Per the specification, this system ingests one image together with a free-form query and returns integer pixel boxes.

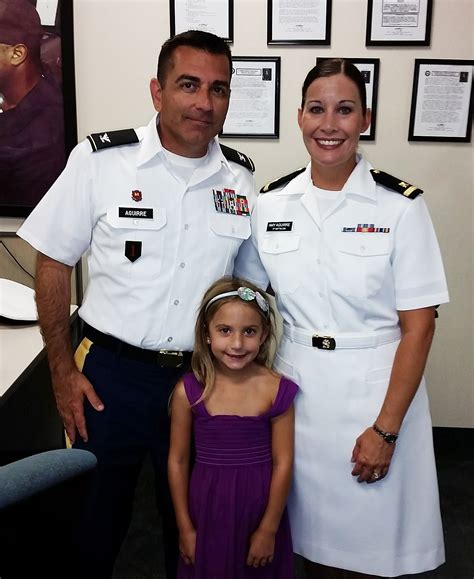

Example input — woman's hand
[246,528,276,567]
[178,528,196,565]
[351,427,395,483]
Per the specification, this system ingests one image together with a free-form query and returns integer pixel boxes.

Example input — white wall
[2,0,472,426]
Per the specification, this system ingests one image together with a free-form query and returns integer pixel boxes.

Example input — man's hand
[52,368,103,444]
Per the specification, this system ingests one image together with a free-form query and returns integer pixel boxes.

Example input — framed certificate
[316,57,380,141]
[170,0,234,42]
[221,57,281,139]
[267,0,331,45]
[366,0,432,46]
[408,59,474,142]
[0,0,77,218]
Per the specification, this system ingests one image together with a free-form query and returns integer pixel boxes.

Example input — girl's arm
[247,403,295,568]
[168,380,196,565]
[351,307,436,482]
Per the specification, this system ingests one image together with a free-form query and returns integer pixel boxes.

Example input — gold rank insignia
[370,169,423,199]
[260,167,306,193]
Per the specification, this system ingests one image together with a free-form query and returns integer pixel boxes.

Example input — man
[0,0,65,209]
[18,30,261,579]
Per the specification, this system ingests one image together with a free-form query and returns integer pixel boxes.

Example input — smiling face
[207,300,268,373]
[150,45,231,158]
[298,73,371,188]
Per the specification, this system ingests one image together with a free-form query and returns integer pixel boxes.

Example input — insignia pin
[131,189,142,202]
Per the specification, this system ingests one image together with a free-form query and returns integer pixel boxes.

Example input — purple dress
[178,373,298,579]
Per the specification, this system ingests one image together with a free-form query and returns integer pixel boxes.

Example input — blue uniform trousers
[73,339,188,579]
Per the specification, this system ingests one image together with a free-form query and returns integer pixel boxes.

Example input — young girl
[168,277,298,579]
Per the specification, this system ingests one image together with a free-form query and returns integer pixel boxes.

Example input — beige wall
[1,0,472,426]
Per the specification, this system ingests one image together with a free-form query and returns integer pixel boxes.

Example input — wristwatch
[373,423,398,444]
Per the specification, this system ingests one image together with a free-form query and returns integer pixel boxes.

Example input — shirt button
[180,262,185,268]
[184,224,190,230]
[316,258,321,265]
[173,300,179,306]
[318,292,324,298]
[167,337,173,343]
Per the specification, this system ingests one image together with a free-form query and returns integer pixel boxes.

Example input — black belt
[83,323,192,368]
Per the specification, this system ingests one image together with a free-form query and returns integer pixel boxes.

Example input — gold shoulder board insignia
[220,144,255,173]
[260,167,306,193]
[370,169,423,199]
[87,129,139,152]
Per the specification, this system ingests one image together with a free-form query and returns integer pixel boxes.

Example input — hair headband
[205,286,269,315]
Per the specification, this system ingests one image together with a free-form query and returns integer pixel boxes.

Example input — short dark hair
[301,58,367,113]
[157,30,232,86]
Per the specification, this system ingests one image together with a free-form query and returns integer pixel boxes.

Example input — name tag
[119,207,154,219]
[266,221,293,232]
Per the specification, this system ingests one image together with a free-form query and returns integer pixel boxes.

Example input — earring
[206,337,211,344]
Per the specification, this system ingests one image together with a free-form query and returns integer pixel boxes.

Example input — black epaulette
[260,167,305,193]
[87,129,139,152]
[370,169,423,199]
[220,144,255,173]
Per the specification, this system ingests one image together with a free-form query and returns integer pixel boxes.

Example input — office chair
[0,448,97,578]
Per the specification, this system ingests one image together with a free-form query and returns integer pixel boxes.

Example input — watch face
[385,434,398,444]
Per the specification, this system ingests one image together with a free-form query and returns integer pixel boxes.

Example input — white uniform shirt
[236,156,449,334]
[18,115,262,350]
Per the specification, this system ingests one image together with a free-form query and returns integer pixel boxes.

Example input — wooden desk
[0,307,78,464]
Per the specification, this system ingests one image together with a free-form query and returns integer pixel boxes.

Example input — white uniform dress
[236,156,449,577]
[18,114,262,350]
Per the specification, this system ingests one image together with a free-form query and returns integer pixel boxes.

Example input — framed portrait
[408,59,474,142]
[316,57,380,141]
[170,0,234,42]
[366,0,433,46]
[0,0,77,218]
[220,57,281,139]
[267,0,331,45]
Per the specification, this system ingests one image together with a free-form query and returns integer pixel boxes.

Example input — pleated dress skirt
[273,336,445,577]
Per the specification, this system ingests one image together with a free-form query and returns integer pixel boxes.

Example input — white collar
[136,113,232,176]
[276,155,377,202]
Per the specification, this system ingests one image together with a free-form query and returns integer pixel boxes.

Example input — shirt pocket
[209,213,251,240]
[335,235,390,298]
[104,206,167,279]
[204,213,251,279]
[261,234,301,294]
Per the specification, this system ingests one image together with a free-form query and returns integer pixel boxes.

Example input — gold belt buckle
[158,350,184,368]
[312,335,336,350]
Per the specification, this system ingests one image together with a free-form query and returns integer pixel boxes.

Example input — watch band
[373,423,398,444]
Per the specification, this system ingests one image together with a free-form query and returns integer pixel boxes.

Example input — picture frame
[0,0,77,218]
[170,0,234,42]
[267,0,331,45]
[408,59,474,142]
[316,57,380,141]
[366,0,433,46]
[220,57,281,139]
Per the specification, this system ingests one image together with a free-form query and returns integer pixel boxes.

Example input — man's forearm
[35,252,75,378]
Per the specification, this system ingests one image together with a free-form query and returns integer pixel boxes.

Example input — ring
[371,471,381,480]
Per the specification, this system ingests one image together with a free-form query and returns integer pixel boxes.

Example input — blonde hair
[191,276,276,402]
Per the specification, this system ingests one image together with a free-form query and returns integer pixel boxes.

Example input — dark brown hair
[157,29,232,86]
[301,58,367,113]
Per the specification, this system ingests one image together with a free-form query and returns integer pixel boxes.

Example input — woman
[236,59,449,577]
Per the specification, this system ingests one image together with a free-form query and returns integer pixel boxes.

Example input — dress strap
[182,373,205,409]
[269,377,299,417]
